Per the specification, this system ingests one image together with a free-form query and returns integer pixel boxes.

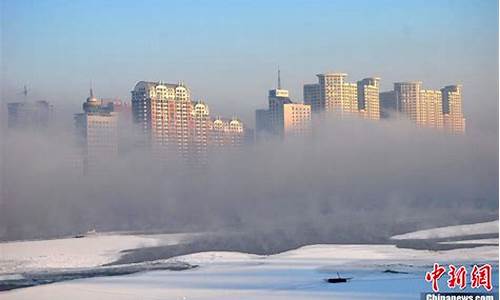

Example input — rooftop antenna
[89,81,94,98]
[277,66,282,89]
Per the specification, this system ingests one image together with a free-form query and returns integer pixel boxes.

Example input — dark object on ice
[325,272,352,283]
[383,269,408,274]
[73,234,85,238]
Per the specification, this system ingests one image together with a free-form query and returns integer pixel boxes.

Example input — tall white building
[256,70,311,140]
[283,103,311,137]
[357,77,380,120]
[441,85,466,133]
[394,81,422,125]
[75,89,118,174]
[316,73,359,116]
[419,89,444,129]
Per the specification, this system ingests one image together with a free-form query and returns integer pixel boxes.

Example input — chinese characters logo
[425,263,493,292]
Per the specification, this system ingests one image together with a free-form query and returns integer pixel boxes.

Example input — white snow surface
[0,233,192,274]
[0,222,498,299]
[1,243,497,300]
[391,220,498,240]
[439,238,499,245]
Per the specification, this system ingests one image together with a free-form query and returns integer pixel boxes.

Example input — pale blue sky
[1,0,498,131]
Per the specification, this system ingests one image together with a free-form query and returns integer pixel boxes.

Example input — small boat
[325,272,352,284]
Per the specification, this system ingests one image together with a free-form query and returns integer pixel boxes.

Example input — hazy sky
[2,0,498,131]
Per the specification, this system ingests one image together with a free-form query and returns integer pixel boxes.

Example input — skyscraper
[283,103,311,137]
[316,73,358,116]
[379,90,398,118]
[419,89,444,129]
[7,100,53,129]
[268,70,293,137]
[74,89,118,174]
[192,101,210,163]
[391,82,465,133]
[357,77,380,120]
[303,83,321,113]
[394,81,422,125]
[255,109,272,140]
[131,81,211,163]
[441,85,466,133]
[256,70,311,140]
[209,117,245,151]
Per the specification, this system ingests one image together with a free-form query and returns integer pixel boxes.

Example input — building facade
[441,85,466,133]
[256,72,311,140]
[419,89,444,129]
[268,88,292,136]
[357,77,380,120]
[303,83,321,113]
[209,117,245,151]
[379,90,398,118]
[7,100,53,129]
[283,103,311,137]
[316,73,359,116]
[74,89,118,174]
[394,81,422,125]
[131,81,206,163]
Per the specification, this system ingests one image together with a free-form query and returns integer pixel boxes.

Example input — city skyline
[1,0,497,133]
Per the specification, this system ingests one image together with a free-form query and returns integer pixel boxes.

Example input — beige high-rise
[419,90,443,129]
[394,81,422,124]
[441,85,466,133]
[75,89,118,174]
[357,77,380,120]
[317,73,358,116]
[283,103,311,137]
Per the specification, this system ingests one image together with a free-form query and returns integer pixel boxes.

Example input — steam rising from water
[1,116,497,245]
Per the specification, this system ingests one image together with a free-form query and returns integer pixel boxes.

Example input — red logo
[425,263,447,292]
[425,263,493,292]
[470,264,493,291]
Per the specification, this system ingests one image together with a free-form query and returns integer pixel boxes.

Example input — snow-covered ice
[0,221,498,299]
[0,232,193,274]
[1,243,497,299]
[391,220,498,240]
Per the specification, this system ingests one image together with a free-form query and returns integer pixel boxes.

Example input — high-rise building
[419,90,444,129]
[379,90,398,118]
[256,70,311,140]
[74,89,118,174]
[283,103,311,137]
[441,85,466,133]
[391,82,465,133]
[209,117,244,151]
[268,88,292,136]
[394,81,422,124]
[192,102,210,163]
[317,73,359,116]
[255,109,272,140]
[131,81,211,163]
[7,100,53,129]
[357,78,380,120]
[303,83,321,113]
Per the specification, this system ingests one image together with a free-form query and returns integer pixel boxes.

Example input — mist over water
[0,115,497,248]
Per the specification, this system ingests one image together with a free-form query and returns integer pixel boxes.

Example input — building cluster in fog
[256,70,311,140]
[7,92,53,130]
[131,81,246,166]
[5,70,466,174]
[256,71,466,140]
